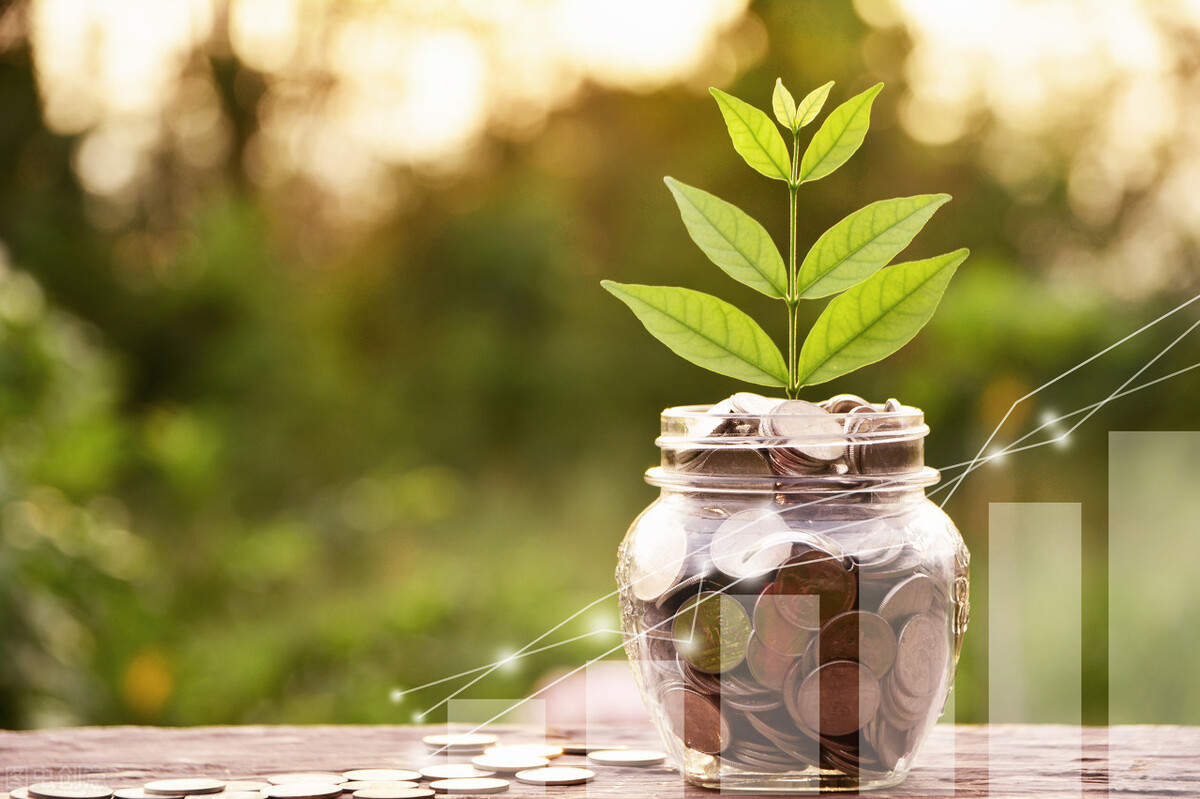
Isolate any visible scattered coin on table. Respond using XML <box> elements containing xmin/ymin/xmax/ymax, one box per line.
<box><xmin>586</xmin><ymin>749</ymin><xmax>667</xmax><ymax>767</ymax></box>
<box><xmin>469</xmin><ymin>754</ymin><xmax>549</xmax><ymax>774</ymax></box>
<box><xmin>262</xmin><ymin>783</ymin><xmax>343</xmax><ymax>799</ymax></box>
<box><xmin>351</xmin><ymin>789</ymin><xmax>431</xmax><ymax>799</ymax></box>
<box><xmin>558</xmin><ymin>742</ymin><xmax>627</xmax><ymax>755</ymax></box>
<box><xmin>426</xmin><ymin>778</ymin><xmax>509</xmax><ymax>795</ymax></box>
<box><xmin>144</xmin><ymin>780</ymin><xmax>225</xmax><ymax>797</ymax></box>
<box><xmin>416</xmin><ymin>765</ymin><xmax>494</xmax><ymax>781</ymax></box>
<box><xmin>223</xmin><ymin>783</ymin><xmax>271</xmax><ymax>794</ymax></box>
<box><xmin>353</xmin><ymin>791</ymin><xmax>433</xmax><ymax>799</ymax></box>
<box><xmin>481</xmin><ymin>744</ymin><xmax>563</xmax><ymax>761</ymax></box>
<box><xmin>512</xmin><ymin>767</ymin><xmax>595</xmax><ymax>786</ymax></box>
<box><xmin>342</xmin><ymin>782</ymin><xmax>419</xmax><ymax>792</ymax></box>
<box><xmin>28</xmin><ymin>784</ymin><xmax>113</xmax><ymax>799</ymax></box>
<box><xmin>421</xmin><ymin>733</ymin><xmax>497</xmax><ymax>752</ymax></box>
<box><xmin>267</xmin><ymin>775</ymin><xmax>346</xmax><ymax>787</ymax></box>
<box><xmin>341</xmin><ymin>771</ymin><xmax>420</xmax><ymax>784</ymax></box>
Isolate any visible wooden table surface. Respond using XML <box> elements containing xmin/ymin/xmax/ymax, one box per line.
<box><xmin>1</xmin><ymin>724</ymin><xmax>1197</xmax><ymax>798</ymax></box>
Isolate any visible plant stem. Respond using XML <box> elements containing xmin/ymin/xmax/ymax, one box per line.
<box><xmin>786</xmin><ymin>131</ymin><xmax>801</xmax><ymax>399</ymax></box>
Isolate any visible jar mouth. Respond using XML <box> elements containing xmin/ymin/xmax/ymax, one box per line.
<box><xmin>652</xmin><ymin>401</ymin><xmax>935</xmax><ymax>493</ymax></box>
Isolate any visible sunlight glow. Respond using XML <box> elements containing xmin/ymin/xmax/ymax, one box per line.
<box><xmin>878</xmin><ymin>0</ymin><xmax>1200</xmax><ymax>296</ymax></box>
<box><xmin>27</xmin><ymin>0</ymin><xmax>752</xmax><ymax>226</ymax></box>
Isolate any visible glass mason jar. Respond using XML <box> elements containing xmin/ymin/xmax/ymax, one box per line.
<box><xmin>616</xmin><ymin>395</ymin><xmax>970</xmax><ymax>793</ymax></box>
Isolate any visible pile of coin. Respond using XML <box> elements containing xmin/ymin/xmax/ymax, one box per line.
<box><xmin>668</xmin><ymin>393</ymin><xmax>921</xmax><ymax>480</ymax></box>
<box><xmin>2</xmin><ymin>738</ymin><xmax>668</xmax><ymax>799</ymax></box>
<box><xmin>632</xmin><ymin>518</ymin><xmax>951</xmax><ymax>780</ymax></box>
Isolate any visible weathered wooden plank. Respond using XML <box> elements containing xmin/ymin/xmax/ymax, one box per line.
<box><xmin>0</xmin><ymin>725</ymin><xmax>1197</xmax><ymax>798</ymax></box>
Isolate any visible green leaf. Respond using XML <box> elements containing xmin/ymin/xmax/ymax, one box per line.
<box><xmin>795</xmin><ymin>249</ymin><xmax>968</xmax><ymax>386</ymax></box>
<box><xmin>797</xmin><ymin>194</ymin><xmax>951</xmax><ymax>298</ymax></box>
<box><xmin>710</xmin><ymin>88</ymin><xmax>791</xmax><ymax>181</ymax></box>
<box><xmin>664</xmin><ymin>177</ymin><xmax>787</xmax><ymax>298</ymax></box>
<box><xmin>798</xmin><ymin>83</ymin><xmax>883</xmax><ymax>184</ymax></box>
<box><xmin>601</xmin><ymin>281</ymin><xmax>788</xmax><ymax>386</ymax></box>
<box><xmin>772</xmin><ymin>78</ymin><xmax>797</xmax><ymax>131</ymax></box>
<box><xmin>794</xmin><ymin>80</ymin><xmax>834</xmax><ymax>129</ymax></box>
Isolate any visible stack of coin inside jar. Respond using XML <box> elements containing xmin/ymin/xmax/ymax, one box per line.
<box><xmin>619</xmin><ymin>394</ymin><xmax>970</xmax><ymax>791</ymax></box>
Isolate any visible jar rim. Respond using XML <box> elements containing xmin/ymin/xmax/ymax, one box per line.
<box><xmin>651</xmin><ymin>400</ymin><xmax>935</xmax><ymax>492</ymax></box>
<box><xmin>644</xmin><ymin>464</ymin><xmax>941</xmax><ymax>493</ymax></box>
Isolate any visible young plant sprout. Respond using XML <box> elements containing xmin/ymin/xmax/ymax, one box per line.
<box><xmin>603</xmin><ymin>79</ymin><xmax>968</xmax><ymax>399</ymax></box>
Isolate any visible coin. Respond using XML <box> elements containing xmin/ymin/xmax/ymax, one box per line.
<box><xmin>223</xmin><ymin>783</ymin><xmax>271</xmax><ymax>793</ymax></box>
<box><xmin>262</xmin><ymin>784</ymin><xmax>343</xmax><ymax>799</ymax></box>
<box><xmin>426</xmin><ymin>778</ymin><xmax>508</xmax><ymax>795</ymax></box>
<box><xmin>558</xmin><ymin>742</ymin><xmax>627</xmax><ymax>755</ymax></box>
<box><xmin>421</xmin><ymin>732</ymin><xmax>498</xmax><ymax>752</ymax></box>
<box><xmin>113</xmin><ymin>790</ymin><xmax>164</xmax><ymax>799</ymax></box>
<box><xmin>773</xmin><ymin>551</ymin><xmax>856</xmax><ymax>628</ymax></box>
<box><xmin>752</xmin><ymin>582</ymin><xmax>812</xmax><ymax>655</ymax></box>
<box><xmin>416</xmin><ymin>766</ymin><xmax>494</xmax><ymax>782</ymax></box>
<box><xmin>744</xmin><ymin>634</ymin><xmax>794</xmax><ymax>691</ymax></box>
<box><xmin>144</xmin><ymin>781</ymin><xmax>224</xmax><ymax>797</ymax></box>
<box><xmin>660</xmin><ymin>684</ymin><xmax>730</xmax><ymax>755</ymax></box>
<box><xmin>9</xmin><ymin>789</ymin><xmax>31</xmax><ymax>799</ymax></box>
<box><xmin>817</xmin><ymin>610</ymin><xmax>897</xmax><ymax>677</ymax></box>
<box><xmin>726</xmin><ymin>392</ymin><xmax>781</xmax><ymax>416</ymax></box>
<box><xmin>343</xmin><ymin>783</ymin><xmax>419</xmax><ymax>792</ymax></box>
<box><xmin>672</xmin><ymin>592</ymin><xmax>751</xmax><ymax>674</ymax></box>
<box><xmin>512</xmin><ymin>767</ymin><xmax>595</xmax><ymax>786</ymax></box>
<box><xmin>762</xmin><ymin>401</ymin><xmax>846</xmax><ymax>467</ymax></box>
<box><xmin>28</xmin><ymin>785</ymin><xmax>112</xmax><ymax>799</ymax></box>
<box><xmin>470</xmin><ymin>754</ymin><xmax>548</xmax><ymax>774</ymax></box>
<box><xmin>481</xmin><ymin>743</ymin><xmax>562</xmax><ymax>760</ymax></box>
<box><xmin>821</xmin><ymin>394</ymin><xmax>872</xmax><ymax>414</ymax></box>
<box><xmin>710</xmin><ymin>508</ymin><xmax>793</xmax><ymax>579</ymax></box>
<box><xmin>352</xmin><ymin>790</ymin><xmax>430</xmax><ymax>799</ymax></box>
<box><xmin>341</xmin><ymin>772</ymin><xmax>420</xmax><ymax>784</ymax></box>
<box><xmin>628</xmin><ymin>506</ymin><xmax>689</xmax><ymax>602</ymax></box>
<box><xmin>216</xmin><ymin>793</ymin><xmax>263</xmax><ymax>799</ymax></box>
<box><xmin>267</xmin><ymin>775</ymin><xmax>346</xmax><ymax>787</ymax></box>
<box><xmin>893</xmin><ymin>613</ymin><xmax>948</xmax><ymax>697</ymax></box>
<box><xmin>794</xmin><ymin>660</ymin><xmax>881</xmax><ymax>738</ymax></box>
<box><xmin>585</xmin><ymin>749</ymin><xmax>666</xmax><ymax>767</ymax></box>
<box><xmin>878</xmin><ymin>573</ymin><xmax>936</xmax><ymax>624</ymax></box>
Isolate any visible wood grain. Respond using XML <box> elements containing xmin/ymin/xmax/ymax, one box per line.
<box><xmin>1</xmin><ymin>725</ymin><xmax>1197</xmax><ymax>798</ymax></box>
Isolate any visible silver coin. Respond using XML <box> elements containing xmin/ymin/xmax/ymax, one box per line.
<box><xmin>262</xmin><ymin>786</ymin><xmax>342</xmax><ymax>799</ymax></box>
<box><xmin>416</xmin><ymin>766</ymin><xmax>493</xmax><ymax>782</ymax></box>
<box><xmin>144</xmin><ymin>781</ymin><xmax>225</xmax><ymax>797</ymax></box>
<box><xmin>28</xmin><ymin>785</ymin><xmax>112</xmax><ymax>799</ymax></box>
<box><xmin>710</xmin><ymin>507</ymin><xmax>792</xmax><ymax>579</ymax></box>
<box><xmin>266</xmin><ymin>775</ymin><xmax>345</xmax><ymax>787</ymax></box>
<box><xmin>420</xmin><ymin>733</ymin><xmax>497</xmax><ymax>751</ymax></box>
<box><xmin>342</xmin><ymin>783</ymin><xmax>418</xmax><ymax>792</ymax></box>
<box><xmin>469</xmin><ymin>754</ymin><xmax>548</xmax><ymax>774</ymax></box>
<box><xmin>512</xmin><ymin>767</ymin><xmax>595</xmax><ymax>786</ymax></box>
<box><xmin>425</xmin><ymin>778</ymin><xmax>509</xmax><ymax>795</ymax></box>
<box><xmin>10</xmin><ymin>789</ymin><xmax>32</xmax><ymax>799</ymax></box>
<box><xmin>218</xmin><ymin>793</ymin><xmax>264</xmax><ymax>799</ymax></box>
<box><xmin>586</xmin><ymin>749</ymin><xmax>667</xmax><ymax>766</ymax></box>
<box><xmin>821</xmin><ymin>394</ymin><xmax>872</xmax><ymax>414</ymax></box>
<box><xmin>728</xmin><ymin>392</ymin><xmax>782</xmax><ymax>416</ymax></box>
<box><xmin>351</xmin><ymin>790</ymin><xmax>428</xmax><ymax>799</ymax></box>
<box><xmin>222</xmin><ymin>784</ymin><xmax>270</xmax><ymax>794</ymax></box>
<box><xmin>480</xmin><ymin>744</ymin><xmax>562</xmax><ymax>760</ymax></box>
<box><xmin>353</xmin><ymin>792</ymin><xmax>431</xmax><ymax>799</ymax></box>
<box><xmin>559</xmin><ymin>742</ymin><xmax>627</xmax><ymax>755</ymax></box>
<box><xmin>113</xmin><ymin>790</ymin><xmax>166</xmax><ymax>799</ymax></box>
<box><xmin>628</xmin><ymin>505</ymin><xmax>688</xmax><ymax>601</ymax></box>
<box><xmin>340</xmin><ymin>772</ymin><xmax>419</xmax><ymax>784</ymax></box>
<box><xmin>763</xmin><ymin>401</ymin><xmax>846</xmax><ymax>464</ymax></box>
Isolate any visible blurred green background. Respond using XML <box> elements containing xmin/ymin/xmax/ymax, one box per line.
<box><xmin>1</xmin><ymin>0</ymin><xmax>1198</xmax><ymax>729</ymax></box>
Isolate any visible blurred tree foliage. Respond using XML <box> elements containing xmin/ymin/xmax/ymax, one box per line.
<box><xmin>1</xmin><ymin>0</ymin><xmax>1197</xmax><ymax>729</ymax></box>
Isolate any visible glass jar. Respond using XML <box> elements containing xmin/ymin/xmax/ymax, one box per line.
<box><xmin>616</xmin><ymin>396</ymin><xmax>970</xmax><ymax>793</ymax></box>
